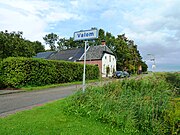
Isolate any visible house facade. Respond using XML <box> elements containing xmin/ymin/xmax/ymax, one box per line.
<box><xmin>78</xmin><ymin>44</ymin><xmax>116</xmax><ymax>77</ymax></box>
<box><xmin>35</xmin><ymin>43</ymin><xmax>116</xmax><ymax>77</ymax></box>
<box><xmin>101</xmin><ymin>53</ymin><xmax>116</xmax><ymax>77</ymax></box>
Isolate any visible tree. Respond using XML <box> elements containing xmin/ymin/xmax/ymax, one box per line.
<box><xmin>105</xmin><ymin>32</ymin><xmax>115</xmax><ymax>51</ymax></box>
<box><xmin>43</xmin><ymin>33</ymin><xmax>59</xmax><ymax>51</ymax></box>
<box><xmin>33</xmin><ymin>41</ymin><xmax>45</xmax><ymax>53</ymax></box>
<box><xmin>0</xmin><ymin>30</ymin><xmax>36</xmax><ymax>59</ymax></box>
<box><xmin>94</xmin><ymin>28</ymin><xmax>105</xmax><ymax>45</ymax></box>
<box><xmin>57</xmin><ymin>38</ymin><xmax>66</xmax><ymax>50</ymax></box>
<box><xmin>141</xmin><ymin>61</ymin><xmax>148</xmax><ymax>72</ymax></box>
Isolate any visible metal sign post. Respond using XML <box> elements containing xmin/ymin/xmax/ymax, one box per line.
<box><xmin>82</xmin><ymin>41</ymin><xmax>88</xmax><ymax>92</ymax></box>
<box><xmin>74</xmin><ymin>29</ymin><xmax>98</xmax><ymax>92</ymax></box>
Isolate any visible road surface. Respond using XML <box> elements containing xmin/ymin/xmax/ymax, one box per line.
<box><xmin>0</xmin><ymin>76</ymin><xmax>146</xmax><ymax>117</ymax></box>
<box><xmin>0</xmin><ymin>84</ymin><xmax>83</xmax><ymax>117</ymax></box>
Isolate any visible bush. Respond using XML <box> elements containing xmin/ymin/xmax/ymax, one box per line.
<box><xmin>0</xmin><ymin>57</ymin><xmax>99</xmax><ymax>88</ymax></box>
<box><xmin>65</xmin><ymin>74</ymin><xmax>175</xmax><ymax>134</ymax></box>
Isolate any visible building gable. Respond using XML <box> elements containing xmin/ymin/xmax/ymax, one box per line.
<box><xmin>80</xmin><ymin>45</ymin><xmax>115</xmax><ymax>61</ymax></box>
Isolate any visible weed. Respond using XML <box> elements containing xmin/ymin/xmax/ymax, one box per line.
<box><xmin>65</xmin><ymin>73</ymin><xmax>178</xmax><ymax>134</ymax></box>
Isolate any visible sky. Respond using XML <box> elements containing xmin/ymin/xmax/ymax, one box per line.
<box><xmin>0</xmin><ymin>0</ymin><xmax>180</xmax><ymax>71</ymax></box>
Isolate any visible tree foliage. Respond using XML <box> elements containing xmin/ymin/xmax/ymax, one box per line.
<box><xmin>43</xmin><ymin>33</ymin><xmax>58</xmax><ymax>51</ymax></box>
<box><xmin>0</xmin><ymin>30</ymin><xmax>45</xmax><ymax>59</ymax></box>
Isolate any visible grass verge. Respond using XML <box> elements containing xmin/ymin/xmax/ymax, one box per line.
<box><xmin>65</xmin><ymin>73</ymin><xmax>180</xmax><ymax>135</ymax></box>
<box><xmin>0</xmin><ymin>99</ymin><xmax>123</xmax><ymax>135</ymax></box>
<box><xmin>21</xmin><ymin>79</ymin><xmax>100</xmax><ymax>91</ymax></box>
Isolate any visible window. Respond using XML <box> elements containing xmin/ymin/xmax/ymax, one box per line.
<box><xmin>109</xmin><ymin>55</ymin><xmax>111</xmax><ymax>62</ymax></box>
<box><xmin>105</xmin><ymin>56</ymin><xmax>107</xmax><ymax>59</ymax></box>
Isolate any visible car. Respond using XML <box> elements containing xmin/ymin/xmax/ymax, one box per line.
<box><xmin>113</xmin><ymin>71</ymin><xmax>124</xmax><ymax>78</ymax></box>
<box><xmin>123</xmin><ymin>71</ymin><xmax>130</xmax><ymax>77</ymax></box>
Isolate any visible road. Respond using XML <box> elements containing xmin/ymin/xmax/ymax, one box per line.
<box><xmin>0</xmin><ymin>84</ymin><xmax>83</xmax><ymax>117</ymax></box>
<box><xmin>0</xmin><ymin>76</ymin><xmax>147</xmax><ymax>117</ymax></box>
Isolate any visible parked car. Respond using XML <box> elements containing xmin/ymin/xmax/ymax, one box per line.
<box><xmin>123</xmin><ymin>71</ymin><xmax>130</xmax><ymax>77</ymax></box>
<box><xmin>113</xmin><ymin>71</ymin><xmax>124</xmax><ymax>78</ymax></box>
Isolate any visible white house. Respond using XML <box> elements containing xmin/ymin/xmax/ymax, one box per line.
<box><xmin>79</xmin><ymin>41</ymin><xmax>116</xmax><ymax>77</ymax></box>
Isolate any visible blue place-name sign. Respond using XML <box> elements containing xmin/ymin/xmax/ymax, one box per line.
<box><xmin>74</xmin><ymin>29</ymin><xmax>98</xmax><ymax>41</ymax></box>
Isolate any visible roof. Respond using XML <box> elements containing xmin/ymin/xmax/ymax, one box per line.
<box><xmin>34</xmin><ymin>51</ymin><xmax>56</xmax><ymax>59</ymax></box>
<box><xmin>81</xmin><ymin>45</ymin><xmax>114</xmax><ymax>60</ymax></box>
<box><xmin>34</xmin><ymin>45</ymin><xmax>115</xmax><ymax>62</ymax></box>
<box><xmin>48</xmin><ymin>48</ymin><xmax>84</xmax><ymax>62</ymax></box>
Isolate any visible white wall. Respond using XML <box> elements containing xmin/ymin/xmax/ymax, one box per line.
<box><xmin>102</xmin><ymin>53</ymin><xmax>116</xmax><ymax>77</ymax></box>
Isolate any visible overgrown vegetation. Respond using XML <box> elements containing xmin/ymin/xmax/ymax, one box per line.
<box><xmin>165</xmin><ymin>72</ymin><xmax>180</xmax><ymax>96</ymax></box>
<box><xmin>0</xmin><ymin>57</ymin><xmax>99</xmax><ymax>88</ymax></box>
<box><xmin>65</xmin><ymin>73</ymin><xmax>180</xmax><ymax>134</ymax></box>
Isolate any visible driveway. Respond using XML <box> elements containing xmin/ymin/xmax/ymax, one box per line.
<box><xmin>0</xmin><ymin>84</ymin><xmax>83</xmax><ymax>117</ymax></box>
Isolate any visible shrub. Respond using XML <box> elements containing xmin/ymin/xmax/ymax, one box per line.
<box><xmin>0</xmin><ymin>57</ymin><xmax>99</xmax><ymax>88</ymax></box>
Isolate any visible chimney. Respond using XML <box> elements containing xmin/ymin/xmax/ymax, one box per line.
<box><xmin>101</xmin><ymin>40</ymin><xmax>106</xmax><ymax>46</ymax></box>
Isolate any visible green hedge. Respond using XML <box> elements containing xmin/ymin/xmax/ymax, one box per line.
<box><xmin>0</xmin><ymin>57</ymin><xmax>99</xmax><ymax>88</ymax></box>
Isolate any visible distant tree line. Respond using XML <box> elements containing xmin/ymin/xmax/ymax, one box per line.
<box><xmin>0</xmin><ymin>30</ymin><xmax>45</xmax><ymax>59</ymax></box>
<box><xmin>0</xmin><ymin>29</ymin><xmax>147</xmax><ymax>73</ymax></box>
<box><xmin>43</xmin><ymin>28</ymin><xmax>148</xmax><ymax>73</ymax></box>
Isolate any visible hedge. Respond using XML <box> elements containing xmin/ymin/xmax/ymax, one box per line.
<box><xmin>0</xmin><ymin>57</ymin><xmax>99</xmax><ymax>88</ymax></box>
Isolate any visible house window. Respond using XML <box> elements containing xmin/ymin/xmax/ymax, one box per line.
<box><xmin>105</xmin><ymin>56</ymin><xmax>107</xmax><ymax>59</ymax></box>
<box><xmin>109</xmin><ymin>55</ymin><xmax>111</xmax><ymax>62</ymax></box>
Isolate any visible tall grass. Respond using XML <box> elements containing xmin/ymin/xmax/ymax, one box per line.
<box><xmin>165</xmin><ymin>72</ymin><xmax>180</xmax><ymax>97</ymax></box>
<box><xmin>65</xmin><ymin>74</ymin><xmax>178</xmax><ymax>134</ymax></box>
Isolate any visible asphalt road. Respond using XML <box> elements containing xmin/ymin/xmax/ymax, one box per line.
<box><xmin>0</xmin><ymin>76</ymin><xmax>145</xmax><ymax>117</ymax></box>
<box><xmin>0</xmin><ymin>84</ymin><xmax>83</xmax><ymax>117</ymax></box>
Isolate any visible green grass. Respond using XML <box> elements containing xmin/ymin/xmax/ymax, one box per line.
<box><xmin>21</xmin><ymin>79</ymin><xmax>100</xmax><ymax>91</ymax></box>
<box><xmin>0</xmin><ymin>73</ymin><xmax>179</xmax><ymax>135</ymax></box>
<box><xmin>66</xmin><ymin>73</ymin><xmax>180</xmax><ymax>135</ymax></box>
<box><xmin>0</xmin><ymin>99</ymin><xmax>123</xmax><ymax>135</ymax></box>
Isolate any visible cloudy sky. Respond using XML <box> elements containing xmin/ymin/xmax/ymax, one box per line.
<box><xmin>0</xmin><ymin>0</ymin><xmax>180</xmax><ymax>71</ymax></box>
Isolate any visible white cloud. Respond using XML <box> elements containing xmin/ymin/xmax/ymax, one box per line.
<box><xmin>115</xmin><ymin>0</ymin><xmax>180</xmax><ymax>70</ymax></box>
<box><xmin>0</xmin><ymin>0</ymin><xmax>179</xmax><ymax>70</ymax></box>
<box><xmin>0</xmin><ymin>0</ymin><xmax>81</xmax><ymax>45</ymax></box>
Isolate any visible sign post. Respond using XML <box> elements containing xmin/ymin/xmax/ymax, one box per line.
<box><xmin>82</xmin><ymin>41</ymin><xmax>88</xmax><ymax>92</ymax></box>
<box><xmin>74</xmin><ymin>29</ymin><xmax>98</xmax><ymax>92</ymax></box>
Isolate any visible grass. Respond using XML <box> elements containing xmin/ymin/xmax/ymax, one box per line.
<box><xmin>21</xmin><ymin>79</ymin><xmax>100</xmax><ymax>91</ymax></box>
<box><xmin>0</xmin><ymin>73</ymin><xmax>179</xmax><ymax>134</ymax></box>
<box><xmin>66</xmin><ymin>73</ymin><xmax>180</xmax><ymax>135</ymax></box>
<box><xmin>0</xmin><ymin>99</ymin><xmax>123</xmax><ymax>135</ymax></box>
